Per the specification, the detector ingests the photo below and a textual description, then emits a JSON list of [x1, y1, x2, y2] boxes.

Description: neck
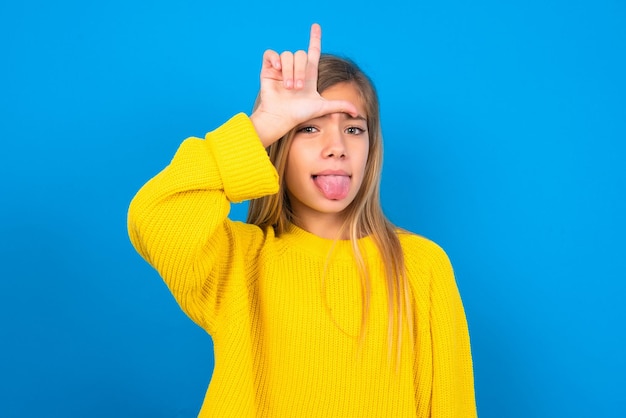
[[292, 212, 349, 240]]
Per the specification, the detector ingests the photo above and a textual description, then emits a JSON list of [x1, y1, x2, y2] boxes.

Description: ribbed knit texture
[[128, 113, 477, 417]]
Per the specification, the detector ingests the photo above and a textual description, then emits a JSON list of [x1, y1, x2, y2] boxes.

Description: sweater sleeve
[[127, 113, 279, 332], [429, 245, 478, 417]]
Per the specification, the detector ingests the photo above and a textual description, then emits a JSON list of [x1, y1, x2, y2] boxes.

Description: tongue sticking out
[[313, 175, 351, 200]]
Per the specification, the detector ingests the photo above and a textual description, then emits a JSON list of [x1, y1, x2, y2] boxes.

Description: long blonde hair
[[247, 54, 413, 360]]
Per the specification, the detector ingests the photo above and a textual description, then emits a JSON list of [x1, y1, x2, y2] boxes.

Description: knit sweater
[[128, 113, 477, 417]]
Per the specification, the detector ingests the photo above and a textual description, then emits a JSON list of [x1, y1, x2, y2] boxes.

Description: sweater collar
[[281, 223, 378, 260]]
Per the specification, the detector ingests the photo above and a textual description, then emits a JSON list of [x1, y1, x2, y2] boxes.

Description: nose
[[322, 127, 347, 159]]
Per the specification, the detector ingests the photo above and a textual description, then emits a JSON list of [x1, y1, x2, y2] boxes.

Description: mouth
[[311, 173, 351, 200]]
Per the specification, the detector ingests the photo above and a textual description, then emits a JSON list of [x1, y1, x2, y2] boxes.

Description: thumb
[[318, 99, 360, 119]]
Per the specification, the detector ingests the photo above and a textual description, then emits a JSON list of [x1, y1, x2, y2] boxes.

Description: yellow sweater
[[128, 114, 477, 417]]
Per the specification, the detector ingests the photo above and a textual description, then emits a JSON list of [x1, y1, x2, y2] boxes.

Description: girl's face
[[284, 82, 369, 231]]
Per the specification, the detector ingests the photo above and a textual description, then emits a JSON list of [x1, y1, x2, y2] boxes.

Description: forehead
[[320, 82, 367, 119]]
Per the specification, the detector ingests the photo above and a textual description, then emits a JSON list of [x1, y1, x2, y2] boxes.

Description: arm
[[127, 114, 278, 331], [127, 23, 359, 331], [430, 247, 478, 417]]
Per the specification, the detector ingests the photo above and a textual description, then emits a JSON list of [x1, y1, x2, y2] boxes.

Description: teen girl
[[128, 24, 477, 417]]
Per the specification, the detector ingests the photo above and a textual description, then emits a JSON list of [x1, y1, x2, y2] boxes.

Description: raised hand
[[250, 24, 359, 147]]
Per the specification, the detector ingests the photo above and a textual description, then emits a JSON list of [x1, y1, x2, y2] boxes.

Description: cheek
[[284, 152, 306, 190], [354, 147, 371, 191], [357, 145, 370, 174]]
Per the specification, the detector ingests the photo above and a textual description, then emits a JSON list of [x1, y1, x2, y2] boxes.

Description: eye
[[297, 126, 318, 134], [345, 126, 366, 135]]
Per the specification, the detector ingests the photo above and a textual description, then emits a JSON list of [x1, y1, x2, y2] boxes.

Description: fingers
[[280, 49, 309, 89], [305, 23, 322, 85], [280, 51, 294, 88], [261, 49, 281, 79], [307, 23, 322, 68], [293, 50, 307, 89], [277, 24, 323, 90]]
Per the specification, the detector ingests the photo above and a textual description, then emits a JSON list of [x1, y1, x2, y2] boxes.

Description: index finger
[[307, 23, 322, 68]]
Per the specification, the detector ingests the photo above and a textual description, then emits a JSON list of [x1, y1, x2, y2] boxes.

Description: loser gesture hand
[[250, 24, 358, 147]]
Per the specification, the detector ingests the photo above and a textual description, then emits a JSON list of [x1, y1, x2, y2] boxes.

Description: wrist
[[249, 111, 291, 148]]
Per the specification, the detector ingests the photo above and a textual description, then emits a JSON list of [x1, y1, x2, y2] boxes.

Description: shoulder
[[228, 220, 276, 243], [397, 230, 450, 262], [396, 230, 454, 275], [218, 220, 279, 261], [396, 231, 461, 305]]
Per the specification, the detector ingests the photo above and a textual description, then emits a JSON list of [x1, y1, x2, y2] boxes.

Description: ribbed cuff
[[205, 113, 280, 203]]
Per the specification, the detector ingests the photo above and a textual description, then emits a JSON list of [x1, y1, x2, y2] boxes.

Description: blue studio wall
[[1, 1, 624, 417]]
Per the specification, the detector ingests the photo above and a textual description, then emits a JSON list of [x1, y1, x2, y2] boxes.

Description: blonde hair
[[247, 54, 413, 361]]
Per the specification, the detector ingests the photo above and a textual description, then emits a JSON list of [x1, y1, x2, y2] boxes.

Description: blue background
[[1, 1, 624, 417]]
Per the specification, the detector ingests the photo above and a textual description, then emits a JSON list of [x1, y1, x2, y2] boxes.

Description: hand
[[250, 23, 359, 147]]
